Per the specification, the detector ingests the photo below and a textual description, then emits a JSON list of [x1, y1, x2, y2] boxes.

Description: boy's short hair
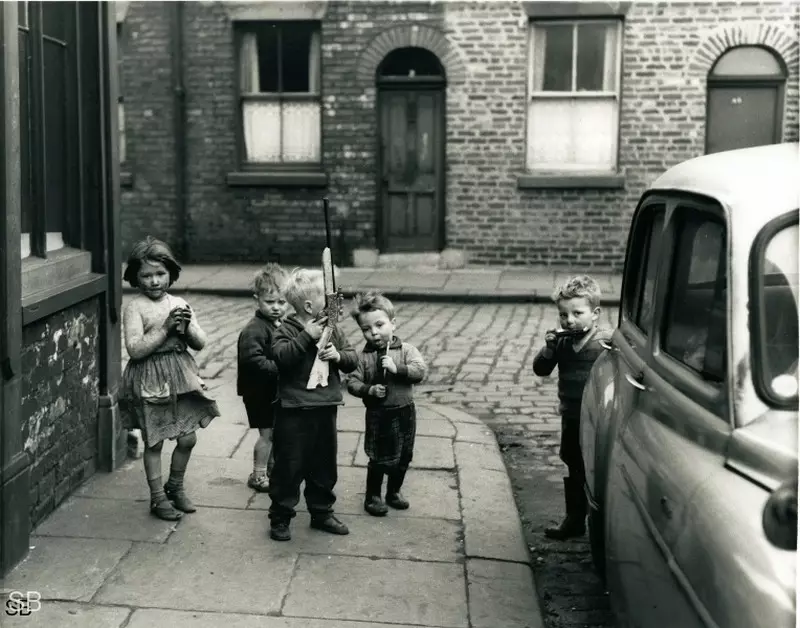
[[551, 275, 602, 309], [284, 266, 342, 312], [350, 291, 395, 324], [252, 263, 288, 296]]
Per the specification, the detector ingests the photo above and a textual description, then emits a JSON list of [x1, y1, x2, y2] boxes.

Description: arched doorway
[[706, 45, 787, 154], [376, 47, 446, 253]]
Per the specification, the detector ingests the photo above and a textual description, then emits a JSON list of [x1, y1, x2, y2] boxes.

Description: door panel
[[379, 89, 442, 252], [707, 85, 778, 154]]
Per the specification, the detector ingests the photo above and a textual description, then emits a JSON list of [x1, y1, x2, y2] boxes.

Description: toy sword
[[307, 198, 344, 389]]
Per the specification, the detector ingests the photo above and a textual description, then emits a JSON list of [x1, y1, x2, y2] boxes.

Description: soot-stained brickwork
[[119, 0, 799, 270], [21, 299, 101, 527]]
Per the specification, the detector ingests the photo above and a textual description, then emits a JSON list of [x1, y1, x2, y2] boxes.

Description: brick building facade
[[118, 1, 799, 270], [1, 1, 124, 576]]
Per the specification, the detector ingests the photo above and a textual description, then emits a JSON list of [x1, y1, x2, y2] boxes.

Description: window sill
[[120, 171, 134, 188], [517, 172, 626, 190], [21, 248, 107, 325], [226, 170, 328, 188]]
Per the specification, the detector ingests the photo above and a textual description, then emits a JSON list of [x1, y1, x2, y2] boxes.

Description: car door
[[602, 199, 681, 625], [614, 200, 732, 628]]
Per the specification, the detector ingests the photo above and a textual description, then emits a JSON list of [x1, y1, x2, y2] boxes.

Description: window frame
[[232, 20, 323, 173], [11, 1, 117, 320], [650, 197, 730, 419], [748, 210, 799, 411], [524, 17, 623, 175]]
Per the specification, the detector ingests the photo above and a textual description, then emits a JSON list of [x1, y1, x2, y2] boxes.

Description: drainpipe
[[171, 2, 187, 259]]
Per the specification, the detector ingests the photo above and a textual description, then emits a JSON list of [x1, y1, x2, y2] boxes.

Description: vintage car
[[580, 142, 798, 628]]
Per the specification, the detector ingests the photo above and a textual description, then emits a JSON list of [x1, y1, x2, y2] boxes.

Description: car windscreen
[[756, 221, 799, 405]]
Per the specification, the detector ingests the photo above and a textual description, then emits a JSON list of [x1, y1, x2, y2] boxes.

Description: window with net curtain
[[527, 21, 621, 172], [238, 22, 321, 165]]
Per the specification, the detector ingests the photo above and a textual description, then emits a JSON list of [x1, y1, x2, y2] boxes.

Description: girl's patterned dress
[[120, 310, 219, 448]]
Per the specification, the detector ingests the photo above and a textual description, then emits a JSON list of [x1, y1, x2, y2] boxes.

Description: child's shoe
[[386, 492, 409, 510], [364, 495, 388, 517], [310, 514, 349, 535], [247, 472, 270, 493], [270, 520, 291, 541], [164, 482, 197, 513], [150, 498, 183, 521]]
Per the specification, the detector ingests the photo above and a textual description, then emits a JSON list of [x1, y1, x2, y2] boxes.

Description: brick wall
[[21, 300, 100, 527], [119, 1, 179, 256], [119, 0, 800, 270]]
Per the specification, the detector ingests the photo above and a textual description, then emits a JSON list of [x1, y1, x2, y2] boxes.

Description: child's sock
[[167, 444, 191, 491], [148, 476, 166, 504]]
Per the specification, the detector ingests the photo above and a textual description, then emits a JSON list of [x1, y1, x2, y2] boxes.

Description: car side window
[[622, 205, 665, 335], [662, 210, 727, 384]]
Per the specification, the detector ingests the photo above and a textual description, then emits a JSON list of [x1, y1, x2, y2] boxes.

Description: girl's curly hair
[[123, 236, 182, 288]]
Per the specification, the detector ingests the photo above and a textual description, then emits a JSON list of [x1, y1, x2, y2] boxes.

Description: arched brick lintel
[[689, 22, 799, 75], [355, 24, 468, 84]]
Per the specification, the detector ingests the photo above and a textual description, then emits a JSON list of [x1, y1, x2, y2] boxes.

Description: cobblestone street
[[122, 294, 618, 628]]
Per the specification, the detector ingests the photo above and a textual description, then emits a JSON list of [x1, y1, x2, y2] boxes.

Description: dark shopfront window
[[18, 1, 89, 260]]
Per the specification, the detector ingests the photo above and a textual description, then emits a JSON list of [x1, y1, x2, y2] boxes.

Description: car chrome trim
[[619, 464, 721, 628], [624, 372, 646, 391]]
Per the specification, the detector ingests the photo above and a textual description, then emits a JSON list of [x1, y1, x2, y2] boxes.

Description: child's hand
[[318, 343, 339, 363], [545, 329, 558, 349], [164, 308, 185, 335], [369, 384, 387, 398], [304, 316, 328, 341], [380, 355, 397, 374]]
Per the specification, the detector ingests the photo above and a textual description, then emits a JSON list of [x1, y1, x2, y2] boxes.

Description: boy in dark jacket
[[237, 264, 289, 492], [532, 275, 612, 540], [268, 268, 358, 542]]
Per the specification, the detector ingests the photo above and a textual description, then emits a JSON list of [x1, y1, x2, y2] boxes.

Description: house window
[[237, 21, 321, 166], [18, 1, 81, 259], [527, 20, 622, 172]]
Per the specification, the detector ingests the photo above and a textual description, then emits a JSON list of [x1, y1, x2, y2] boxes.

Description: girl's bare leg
[[144, 441, 182, 521], [165, 432, 197, 513]]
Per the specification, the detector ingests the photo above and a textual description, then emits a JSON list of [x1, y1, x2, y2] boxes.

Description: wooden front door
[[378, 87, 444, 253], [706, 85, 780, 154]]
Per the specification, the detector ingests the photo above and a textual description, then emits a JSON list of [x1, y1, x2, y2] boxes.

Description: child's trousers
[[559, 412, 585, 481], [268, 406, 338, 523]]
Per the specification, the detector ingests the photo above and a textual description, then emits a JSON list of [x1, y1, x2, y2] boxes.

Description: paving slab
[[1, 536, 132, 601], [336, 411, 365, 433], [467, 558, 545, 628], [193, 421, 249, 458], [76, 455, 254, 509], [33, 496, 174, 543], [172, 506, 462, 562], [354, 434, 454, 469], [0, 601, 131, 628], [416, 417, 456, 438], [93, 538, 297, 614], [231, 429, 360, 467], [249, 466, 461, 520], [282, 554, 469, 627], [126, 609, 424, 628], [454, 421, 497, 445], [454, 441, 507, 472], [459, 467, 530, 563], [429, 404, 484, 424]]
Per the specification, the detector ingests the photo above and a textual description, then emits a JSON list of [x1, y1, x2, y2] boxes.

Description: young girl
[[120, 237, 220, 521]]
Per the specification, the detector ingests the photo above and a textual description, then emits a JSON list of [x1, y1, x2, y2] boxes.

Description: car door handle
[[624, 372, 647, 391], [598, 338, 617, 352], [660, 496, 673, 519]]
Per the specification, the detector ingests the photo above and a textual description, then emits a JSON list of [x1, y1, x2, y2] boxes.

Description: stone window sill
[[517, 172, 626, 190], [227, 170, 328, 188], [120, 171, 134, 188], [21, 248, 107, 325]]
